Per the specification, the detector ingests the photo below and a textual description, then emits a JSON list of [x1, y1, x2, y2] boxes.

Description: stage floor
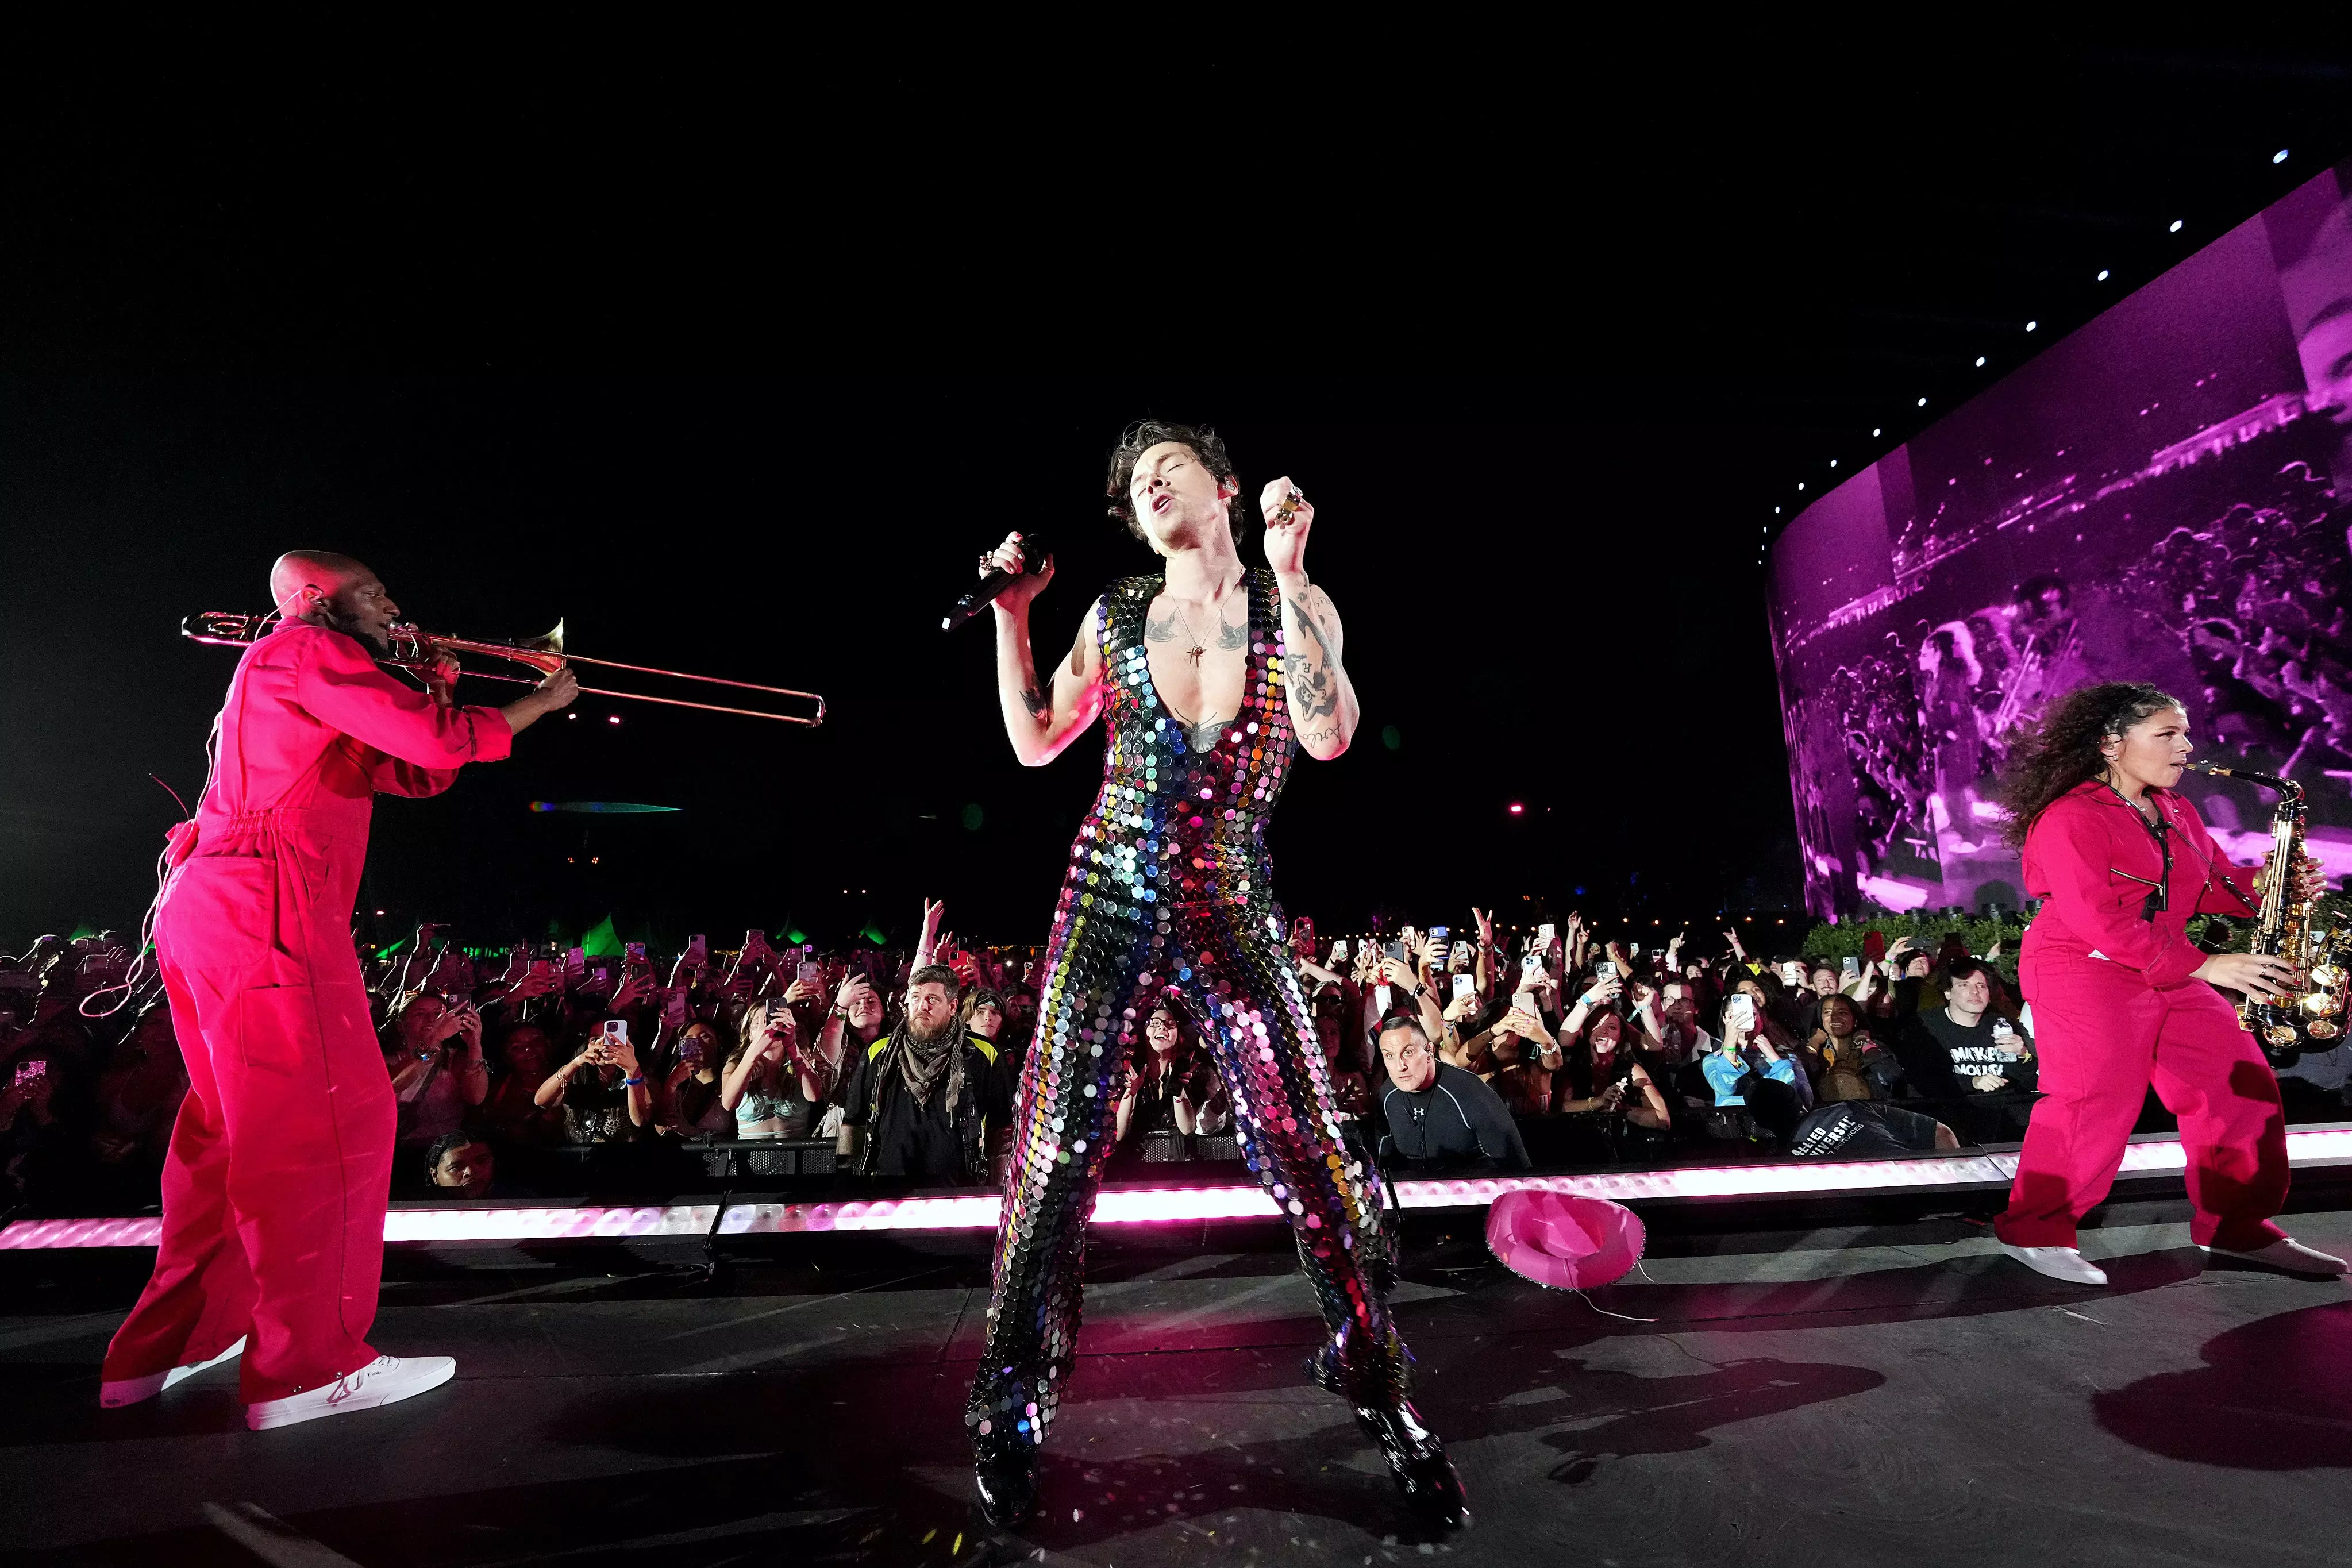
[[3, 1199, 2349, 1567]]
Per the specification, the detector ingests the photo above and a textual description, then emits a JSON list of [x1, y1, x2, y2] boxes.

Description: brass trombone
[[182, 612, 826, 726]]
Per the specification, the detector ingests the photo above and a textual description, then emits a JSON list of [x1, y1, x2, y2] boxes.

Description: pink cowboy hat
[[1487, 1190, 1646, 1292]]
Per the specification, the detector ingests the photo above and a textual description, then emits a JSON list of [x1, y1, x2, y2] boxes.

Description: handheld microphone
[[942, 534, 1052, 631]]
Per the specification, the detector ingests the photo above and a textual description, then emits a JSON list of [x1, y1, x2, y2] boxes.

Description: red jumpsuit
[[102, 621, 511, 1403], [1994, 778, 2286, 1251]]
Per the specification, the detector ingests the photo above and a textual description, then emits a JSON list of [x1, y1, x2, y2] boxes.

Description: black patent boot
[[1304, 1339, 1345, 1397], [974, 1446, 1039, 1528], [1304, 1337, 1468, 1528], [1355, 1397, 1468, 1528]]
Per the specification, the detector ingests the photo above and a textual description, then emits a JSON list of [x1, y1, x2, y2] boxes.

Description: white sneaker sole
[[245, 1357, 455, 1431], [1996, 1241, 2109, 1286], [2203, 1245, 2351, 1278], [99, 1335, 249, 1408]]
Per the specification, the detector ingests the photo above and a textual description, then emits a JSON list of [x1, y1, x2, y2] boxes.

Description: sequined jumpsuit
[[967, 568, 1408, 1461]]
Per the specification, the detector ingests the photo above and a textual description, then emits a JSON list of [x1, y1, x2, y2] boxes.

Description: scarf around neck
[[879, 1016, 966, 1118]]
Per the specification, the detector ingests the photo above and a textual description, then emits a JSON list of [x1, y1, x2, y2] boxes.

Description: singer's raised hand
[[1259, 477, 1313, 580], [1265, 478, 1357, 761], [985, 530, 1106, 767], [981, 531, 1053, 614]]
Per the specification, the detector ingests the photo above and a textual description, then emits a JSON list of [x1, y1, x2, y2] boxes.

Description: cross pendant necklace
[[1173, 606, 1206, 666]]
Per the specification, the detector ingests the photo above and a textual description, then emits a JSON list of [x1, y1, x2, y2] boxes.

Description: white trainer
[[2205, 1236, 2350, 1277], [245, 1354, 455, 1431], [1997, 1241, 2109, 1286], [99, 1335, 249, 1408]]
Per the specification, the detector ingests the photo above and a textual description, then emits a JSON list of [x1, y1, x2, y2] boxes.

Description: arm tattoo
[[1019, 684, 1050, 721], [1287, 595, 1338, 665], [1285, 594, 1342, 721], [1295, 664, 1338, 721]]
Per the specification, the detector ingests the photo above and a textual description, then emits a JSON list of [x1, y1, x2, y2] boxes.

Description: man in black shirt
[[1374, 1017, 1530, 1173], [1903, 958, 2038, 1142], [1746, 1077, 1958, 1158]]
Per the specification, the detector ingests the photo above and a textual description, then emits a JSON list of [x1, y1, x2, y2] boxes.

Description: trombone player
[[101, 551, 576, 1430]]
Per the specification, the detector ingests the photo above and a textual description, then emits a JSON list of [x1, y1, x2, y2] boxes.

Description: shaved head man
[[101, 551, 575, 1433], [268, 552, 403, 657]]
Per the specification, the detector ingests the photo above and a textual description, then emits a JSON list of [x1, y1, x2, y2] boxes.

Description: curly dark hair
[[1104, 421, 1248, 546], [1993, 680, 2183, 847]]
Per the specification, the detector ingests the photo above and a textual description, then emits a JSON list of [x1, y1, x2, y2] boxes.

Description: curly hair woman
[[1987, 681, 2341, 1283]]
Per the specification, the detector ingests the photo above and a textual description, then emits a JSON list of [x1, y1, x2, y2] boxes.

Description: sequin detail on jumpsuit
[[966, 569, 1407, 1459]]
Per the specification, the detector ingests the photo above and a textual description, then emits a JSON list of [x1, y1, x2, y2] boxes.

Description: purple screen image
[[1770, 161, 2352, 919]]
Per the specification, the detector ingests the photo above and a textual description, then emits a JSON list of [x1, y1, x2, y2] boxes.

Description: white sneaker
[[2205, 1236, 2350, 1277], [245, 1354, 455, 1431], [1997, 1241, 2109, 1286], [99, 1335, 248, 1408]]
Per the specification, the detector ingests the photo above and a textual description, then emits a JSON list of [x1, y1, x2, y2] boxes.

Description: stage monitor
[[1770, 161, 2352, 918]]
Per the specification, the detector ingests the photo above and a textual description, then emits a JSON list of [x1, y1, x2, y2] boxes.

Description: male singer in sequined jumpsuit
[[963, 423, 1465, 1528]]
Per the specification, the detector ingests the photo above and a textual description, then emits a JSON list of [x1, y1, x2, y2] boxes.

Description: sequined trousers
[[965, 569, 1410, 1461]]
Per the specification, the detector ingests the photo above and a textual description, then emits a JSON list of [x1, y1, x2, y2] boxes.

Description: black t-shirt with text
[[1786, 1100, 1943, 1159], [1912, 1008, 2038, 1095]]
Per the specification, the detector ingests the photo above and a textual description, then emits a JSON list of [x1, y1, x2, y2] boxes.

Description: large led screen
[[1770, 161, 2352, 919]]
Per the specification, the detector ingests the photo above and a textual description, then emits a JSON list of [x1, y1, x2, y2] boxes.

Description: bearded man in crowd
[[838, 965, 1006, 1182]]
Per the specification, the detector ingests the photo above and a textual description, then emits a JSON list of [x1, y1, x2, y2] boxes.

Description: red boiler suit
[[102, 621, 511, 1403], [1993, 778, 2285, 1251]]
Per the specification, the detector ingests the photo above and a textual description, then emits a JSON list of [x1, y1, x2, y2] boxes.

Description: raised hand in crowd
[[608, 967, 653, 1013], [1295, 952, 1344, 989], [507, 961, 562, 1003], [914, 898, 948, 969], [1495, 1004, 1561, 1064], [1375, 955, 1411, 992], [1411, 930, 1439, 978], [448, 1001, 487, 1096], [833, 973, 876, 1016]]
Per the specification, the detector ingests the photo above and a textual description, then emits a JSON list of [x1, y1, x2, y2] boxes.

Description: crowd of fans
[[6, 900, 2343, 1212]]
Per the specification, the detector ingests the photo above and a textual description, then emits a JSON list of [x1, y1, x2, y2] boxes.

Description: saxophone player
[[1987, 681, 2342, 1286]]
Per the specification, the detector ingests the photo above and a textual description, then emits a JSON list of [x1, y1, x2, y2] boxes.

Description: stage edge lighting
[[6, 1128, 2349, 1248]]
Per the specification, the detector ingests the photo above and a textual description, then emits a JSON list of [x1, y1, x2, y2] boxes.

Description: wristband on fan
[[621, 1075, 645, 1088]]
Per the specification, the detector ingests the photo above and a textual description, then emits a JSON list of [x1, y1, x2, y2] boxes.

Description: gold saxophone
[[2185, 761, 2347, 1062]]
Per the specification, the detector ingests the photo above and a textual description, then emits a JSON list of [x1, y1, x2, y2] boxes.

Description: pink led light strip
[[6, 1127, 2349, 1249]]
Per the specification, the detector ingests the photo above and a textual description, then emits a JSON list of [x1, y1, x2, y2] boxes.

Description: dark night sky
[[4, 47, 2346, 954]]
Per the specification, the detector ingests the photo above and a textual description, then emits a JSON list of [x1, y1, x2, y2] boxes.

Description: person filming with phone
[[383, 992, 489, 1177], [1704, 990, 1807, 1121], [536, 1020, 650, 1143]]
